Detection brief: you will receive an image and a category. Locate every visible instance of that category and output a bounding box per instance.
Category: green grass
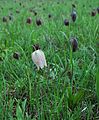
[0,0,99,119]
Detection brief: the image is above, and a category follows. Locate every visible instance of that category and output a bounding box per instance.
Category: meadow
[0,0,99,119]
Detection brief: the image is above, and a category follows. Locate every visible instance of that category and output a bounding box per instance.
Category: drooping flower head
[26,17,32,24]
[64,19,69,26]
[13,52,20,60]
[91,9,96,16]
[70,37,78,52]
[32,44,47,70]
[71,11,77,22]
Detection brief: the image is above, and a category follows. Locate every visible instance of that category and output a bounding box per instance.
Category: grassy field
[0,0,99,119]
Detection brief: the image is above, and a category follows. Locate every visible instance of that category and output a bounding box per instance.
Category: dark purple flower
[70,38,78,52]
[26,17,32,24]
[13,52,20,60]
[36,19,42,26]
[71,11,77,22]
[64,19,69,26]
[48,14,52,18]
[2,16,8,22]
[91,10,96,16]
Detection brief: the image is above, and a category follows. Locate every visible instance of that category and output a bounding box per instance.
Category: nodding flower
[36,19,42,26]
[64,19,69,26]
[91,9,96,16]
[26,17,32,24]
[71,11,77,22]
[32,45,47,70]
[70,37,78,52]
[71,5,77,22]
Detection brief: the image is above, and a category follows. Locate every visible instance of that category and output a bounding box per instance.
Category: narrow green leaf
[16,104,24,120]
[96,70,99,102]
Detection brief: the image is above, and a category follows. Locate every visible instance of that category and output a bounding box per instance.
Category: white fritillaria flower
[32,49,47,70]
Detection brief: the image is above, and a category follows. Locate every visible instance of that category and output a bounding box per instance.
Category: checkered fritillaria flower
[32,47,47,70]
[70,37,78,52]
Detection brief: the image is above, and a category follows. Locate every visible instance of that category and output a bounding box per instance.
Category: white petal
[32,50,47,70]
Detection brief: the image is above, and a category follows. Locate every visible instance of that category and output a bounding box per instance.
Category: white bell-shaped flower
[32,50,47,70]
